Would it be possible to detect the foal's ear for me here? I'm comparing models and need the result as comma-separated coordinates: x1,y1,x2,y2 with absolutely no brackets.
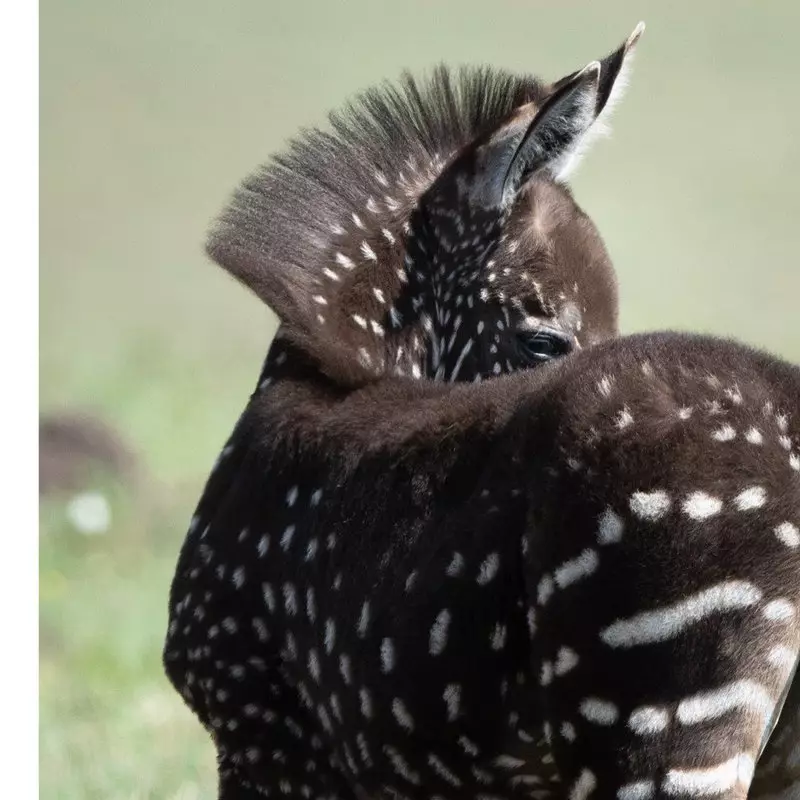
544,20,645,182
462,21,644,208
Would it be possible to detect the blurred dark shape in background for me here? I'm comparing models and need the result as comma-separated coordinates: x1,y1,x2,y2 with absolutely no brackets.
39,412,139,496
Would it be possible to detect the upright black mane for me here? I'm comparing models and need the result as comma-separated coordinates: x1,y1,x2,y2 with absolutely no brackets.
207,66,548,287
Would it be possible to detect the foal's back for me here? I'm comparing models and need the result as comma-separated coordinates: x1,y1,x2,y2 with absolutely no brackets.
165,331,800,800
518,332,800,800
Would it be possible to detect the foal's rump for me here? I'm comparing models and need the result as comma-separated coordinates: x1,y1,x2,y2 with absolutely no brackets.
521,332,800,799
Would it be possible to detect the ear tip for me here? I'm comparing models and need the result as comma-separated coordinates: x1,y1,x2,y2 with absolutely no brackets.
627,21,646,49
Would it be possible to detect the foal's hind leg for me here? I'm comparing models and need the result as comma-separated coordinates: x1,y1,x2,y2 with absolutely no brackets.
522,409,800,798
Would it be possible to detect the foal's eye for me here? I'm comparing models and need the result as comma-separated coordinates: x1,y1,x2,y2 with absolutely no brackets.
517,328,573,363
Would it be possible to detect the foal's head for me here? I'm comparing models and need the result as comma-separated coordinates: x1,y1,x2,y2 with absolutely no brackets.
208,24,644,387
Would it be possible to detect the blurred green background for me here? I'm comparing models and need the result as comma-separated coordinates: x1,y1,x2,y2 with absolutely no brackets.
39,1,800,797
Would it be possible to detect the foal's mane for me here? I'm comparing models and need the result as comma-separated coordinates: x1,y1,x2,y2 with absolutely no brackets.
206,66,548,296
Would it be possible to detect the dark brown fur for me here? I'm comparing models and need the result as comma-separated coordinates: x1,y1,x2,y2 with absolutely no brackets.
165,24,800,800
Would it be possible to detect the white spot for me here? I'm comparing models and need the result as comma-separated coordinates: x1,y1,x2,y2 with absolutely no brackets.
286,485,299,507
790,453,800,471
630,490,671,521
280,525,296,551
443,683,461,721
775,522,800,548
359,687,373,718
322,267,340,282
356,732,372,767
324,619,336,654
663,753,753,796
428,754,462,787
391,698,414,731
678,407,693,420
477,552,500,585
262,582,276,613
554,647,580,676
628,706,670,735
352,314,368,330
745,427,763,445
767,645,798,673
335,252,354,269
449,337,473,383
712,424,737,442
384,745,419,785
764,599,795,622
305,536,319,561
305,587,316,622
282,583,298,616
312,295,328,305
682,491,723,520
676,679,774,725
494,754,526,769
597,375,614,397
339,653,352,685
490,623,507,650
360,241,377,262
526,607,537,636
561,722,577,742
351,213,365,230
569,768,597,800
734,486,767,511
597,508,624,545
308,649,321,683
369,320,385,337
618,781,655,800
381,638,395,672
372,287,386,304
579,698,619,725
554,548,599,589
601,580,763,648
616,407,634,429
538,575,554,605
429,609,451,656
540,661,553,686
446,552,464,577
357,601,370,638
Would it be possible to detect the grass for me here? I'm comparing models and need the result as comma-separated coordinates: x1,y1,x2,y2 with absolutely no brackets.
40,0,800,796
40,482,217,799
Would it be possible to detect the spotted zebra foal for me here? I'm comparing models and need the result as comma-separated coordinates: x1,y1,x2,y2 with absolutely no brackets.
164,23,800,800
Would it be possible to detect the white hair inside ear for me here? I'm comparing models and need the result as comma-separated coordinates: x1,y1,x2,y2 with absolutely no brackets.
553,27,641,182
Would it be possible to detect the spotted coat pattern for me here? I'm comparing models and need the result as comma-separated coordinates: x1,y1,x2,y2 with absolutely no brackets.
164,24,800,800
